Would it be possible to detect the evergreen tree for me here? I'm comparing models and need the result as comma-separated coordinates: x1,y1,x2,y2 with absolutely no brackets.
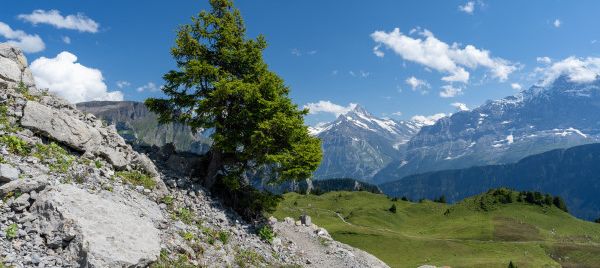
389,204,397,213
146,0,322,190
553,196,568,212
508,260,517,268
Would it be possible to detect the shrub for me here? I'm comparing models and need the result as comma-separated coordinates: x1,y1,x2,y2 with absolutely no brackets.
0,135,31,155
212,179,282,221
116,170,156,189
150,249,195,268
257,225,275,243
33,142,75,173
218,230,230,244
594,218,600,224
508,260,517,268
553,196,568,212
389,204,397,213
174,208,194,225
234,248,264,268
5,223,18,240
401,196,409,201
94,160,103,169
434,195,447,203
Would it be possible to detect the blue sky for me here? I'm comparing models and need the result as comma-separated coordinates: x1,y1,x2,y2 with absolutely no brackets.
2,0,600,125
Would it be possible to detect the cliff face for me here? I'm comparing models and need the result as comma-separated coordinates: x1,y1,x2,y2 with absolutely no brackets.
0,43,389,268
77,100,211,155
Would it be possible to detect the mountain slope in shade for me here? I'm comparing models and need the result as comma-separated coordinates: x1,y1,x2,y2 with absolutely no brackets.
380,143,600,219
310,105,421,182
77,101,211,154
374,75,600,183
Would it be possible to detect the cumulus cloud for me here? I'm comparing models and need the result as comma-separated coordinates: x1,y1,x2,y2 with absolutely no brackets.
451,102,469,111
538,56,600,85
30,51,123,103
553,19,561,28
0,22,45,53
136,82,160,93
18,9,99,33
511,83,522,90
371,28,516,84
303,100,357,117
62,36,71,44
405,76,430,92
458,1,475,14
411,113,447,126
536,56,551,64
439,85,463,98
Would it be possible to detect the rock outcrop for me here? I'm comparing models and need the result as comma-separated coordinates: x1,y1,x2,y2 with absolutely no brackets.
0,43,390,268
31,184,162,267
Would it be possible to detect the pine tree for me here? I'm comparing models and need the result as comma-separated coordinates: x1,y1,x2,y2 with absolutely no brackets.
508,260,517,268
389,204,397,213
146,0,322,190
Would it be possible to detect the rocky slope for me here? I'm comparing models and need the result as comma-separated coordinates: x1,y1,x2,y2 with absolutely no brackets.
375,76,600,183
0,43,389,267
310,105,421,182
77,101,211,155
380,143,600,220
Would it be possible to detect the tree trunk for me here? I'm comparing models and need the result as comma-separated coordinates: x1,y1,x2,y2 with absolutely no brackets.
204,149,223,189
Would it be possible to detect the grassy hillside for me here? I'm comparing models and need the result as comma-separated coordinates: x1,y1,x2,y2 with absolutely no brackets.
272,190,600,268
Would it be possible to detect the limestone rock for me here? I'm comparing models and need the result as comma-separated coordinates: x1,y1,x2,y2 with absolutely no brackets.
0,178,48,197
31,184,163,267
21,101,104,152
0,164,20,182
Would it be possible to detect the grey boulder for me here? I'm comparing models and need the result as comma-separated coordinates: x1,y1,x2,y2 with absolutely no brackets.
0,163,20,182
31,184,163,267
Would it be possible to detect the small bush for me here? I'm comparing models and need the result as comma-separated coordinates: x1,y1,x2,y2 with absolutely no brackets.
5,223,18,240
0,135,31,155
434,195,447,203
161,195,174,208
116,170,156,189
257,225,275,243
218,230,230,244
33,142,75,173
180,231,194,241
235,248,265,268
594,218,600,224
389,204,397,213
150,249,195,268
94,160,103,169
174,208,194,225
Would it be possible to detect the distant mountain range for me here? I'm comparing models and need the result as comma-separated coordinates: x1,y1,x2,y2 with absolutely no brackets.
309,105,422,181
374,75,600,183
380,143,600,220
77,101,211,155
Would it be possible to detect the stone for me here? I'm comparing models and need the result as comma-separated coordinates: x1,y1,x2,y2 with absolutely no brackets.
0,164,20,182
31,184,163,267
300,214,312,226
0,178,48,197
11,193,30,211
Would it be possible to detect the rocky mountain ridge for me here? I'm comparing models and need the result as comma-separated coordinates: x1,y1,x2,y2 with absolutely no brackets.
310,105,421,182
0,43,389,267
375,75,600,183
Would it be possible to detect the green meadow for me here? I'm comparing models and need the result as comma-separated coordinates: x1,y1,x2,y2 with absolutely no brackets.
272,190,600,268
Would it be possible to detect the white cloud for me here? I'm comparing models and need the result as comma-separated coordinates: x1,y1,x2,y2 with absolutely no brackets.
510,83,522,90
136,82,160,92
349,70,370,78
373,45,385,57
538,56,600,85
553,19,561,28
536,56,551,64
451,102,469,111
304,100,357,117
391,111,403,116
291,48,317,56
405,76,429,94
458,1,475,14
116,80,130,89
30,51,123,103
371,28,516,84
411,113,447,126
439,85,463,98
62,36,71,44
0,22,45,53
18,9,99,33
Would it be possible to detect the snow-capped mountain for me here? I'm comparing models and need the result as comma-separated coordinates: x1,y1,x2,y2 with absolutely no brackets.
374,75,600,183
310,105,421,181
